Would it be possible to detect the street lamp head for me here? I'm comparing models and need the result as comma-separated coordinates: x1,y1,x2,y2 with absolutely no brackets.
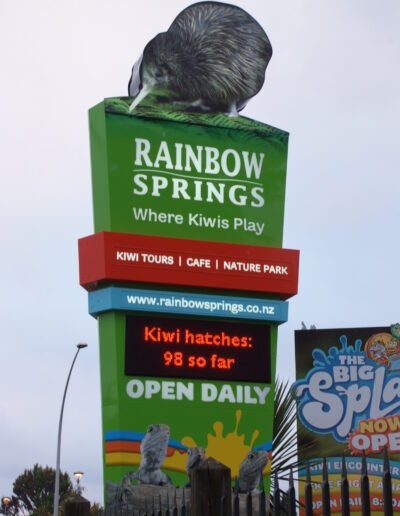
77,343,88,349
73,471,84,483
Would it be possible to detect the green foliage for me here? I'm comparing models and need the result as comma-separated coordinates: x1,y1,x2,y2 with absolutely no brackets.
272,378,298,475
0,496,20,516
89,502,104,516
58,496,103,516
272,377,313,476
4,464,73,516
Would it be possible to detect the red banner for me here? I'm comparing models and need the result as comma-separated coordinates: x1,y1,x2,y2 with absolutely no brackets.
78,232,299,298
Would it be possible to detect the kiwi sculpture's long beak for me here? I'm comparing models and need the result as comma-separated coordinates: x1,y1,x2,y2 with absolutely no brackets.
129,84,152,112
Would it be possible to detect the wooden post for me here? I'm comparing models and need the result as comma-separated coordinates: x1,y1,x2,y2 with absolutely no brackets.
191,457,232,516
64,494,91,516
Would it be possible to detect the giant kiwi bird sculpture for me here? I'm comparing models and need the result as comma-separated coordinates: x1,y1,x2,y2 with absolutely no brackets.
128,2,272,115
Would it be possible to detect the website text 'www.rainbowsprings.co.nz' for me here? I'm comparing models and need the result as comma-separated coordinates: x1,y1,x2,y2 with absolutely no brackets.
126,294,275,316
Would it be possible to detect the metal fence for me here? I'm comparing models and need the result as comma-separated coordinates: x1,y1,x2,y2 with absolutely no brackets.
107,490,190,516
106,449,395,516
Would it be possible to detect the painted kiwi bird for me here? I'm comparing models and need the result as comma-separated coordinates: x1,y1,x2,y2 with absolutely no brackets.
128,1,272,115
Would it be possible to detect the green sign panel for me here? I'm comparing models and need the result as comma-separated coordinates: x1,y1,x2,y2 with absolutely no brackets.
89,98,289,247
99,311,278,487
86,98,291,496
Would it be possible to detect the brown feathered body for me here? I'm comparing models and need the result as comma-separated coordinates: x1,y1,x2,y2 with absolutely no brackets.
129,2,272,113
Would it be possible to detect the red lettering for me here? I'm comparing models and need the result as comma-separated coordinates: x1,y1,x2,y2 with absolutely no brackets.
144,326,158,342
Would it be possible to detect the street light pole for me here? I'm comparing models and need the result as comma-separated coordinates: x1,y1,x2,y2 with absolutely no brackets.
53,343,88,516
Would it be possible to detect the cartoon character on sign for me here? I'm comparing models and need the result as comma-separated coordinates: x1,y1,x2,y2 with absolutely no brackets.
366,338,390,367
364,331,400,370
391,323,400,339
128,2,273,115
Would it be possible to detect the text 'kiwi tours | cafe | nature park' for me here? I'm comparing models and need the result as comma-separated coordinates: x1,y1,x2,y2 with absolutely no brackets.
77,1,300,510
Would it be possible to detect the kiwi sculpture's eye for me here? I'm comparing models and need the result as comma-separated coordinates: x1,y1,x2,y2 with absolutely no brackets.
148,426,154,432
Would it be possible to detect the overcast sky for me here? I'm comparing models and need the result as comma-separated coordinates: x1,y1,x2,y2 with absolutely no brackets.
0,0,399,505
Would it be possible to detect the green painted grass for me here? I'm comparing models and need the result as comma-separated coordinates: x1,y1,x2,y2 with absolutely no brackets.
104,94,288,144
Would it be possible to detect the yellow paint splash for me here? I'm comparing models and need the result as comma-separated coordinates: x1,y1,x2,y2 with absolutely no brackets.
182,410,262,478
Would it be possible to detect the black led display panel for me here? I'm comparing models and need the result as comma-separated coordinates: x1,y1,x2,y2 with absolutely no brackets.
125,314,271,383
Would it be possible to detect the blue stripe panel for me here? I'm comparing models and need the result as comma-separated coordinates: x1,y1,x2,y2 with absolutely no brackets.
298,457,400,478
105,430,188,451
89,286,288,323
105,430,145,442
105,428,271,453
253,441,273,452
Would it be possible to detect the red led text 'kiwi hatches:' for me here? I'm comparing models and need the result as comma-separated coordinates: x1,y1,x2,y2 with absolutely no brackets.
144,326,253,348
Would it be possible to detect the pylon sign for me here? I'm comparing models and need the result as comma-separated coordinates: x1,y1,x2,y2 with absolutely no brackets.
79,98,299,495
